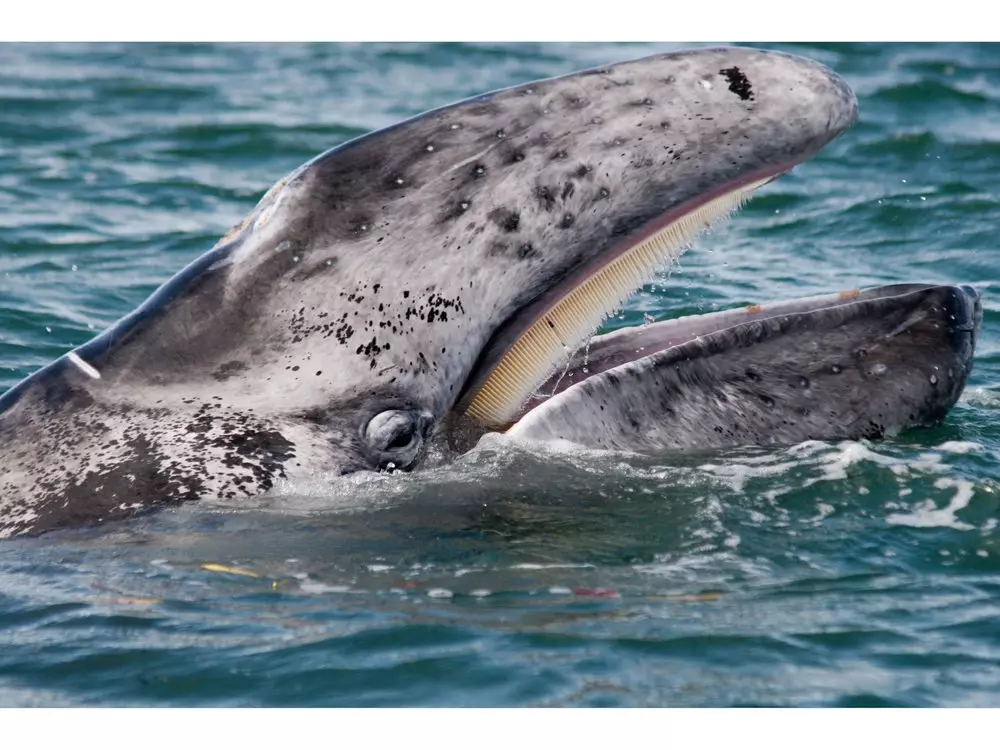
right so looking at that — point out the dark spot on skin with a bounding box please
[518,243,536,259]
[561,182,575,201]
[535,186,556,212]
[509,151,525,163]
[595,187,611,201]
[560,213,575,229]
[212,360,248,382]
[472,163,486,178]
[745,368,762,383]
[440,198,472,223]
[489,207,520,233]
[719,67,754,101]
[350,218,373,237]
[495,129,507,140]
[576,165,592,179]
[552,150,568,160]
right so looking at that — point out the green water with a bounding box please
[1,42,999,707]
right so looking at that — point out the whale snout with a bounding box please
[814,56,860,135]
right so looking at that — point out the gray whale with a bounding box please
[0,47,977,537]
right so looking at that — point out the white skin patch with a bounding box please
[67,352,101,379]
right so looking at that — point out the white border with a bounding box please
[3,708,999,746]
[2,1,997,42]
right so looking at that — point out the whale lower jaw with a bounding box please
[504,284,981,453]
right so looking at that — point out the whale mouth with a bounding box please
[456,165,788,429]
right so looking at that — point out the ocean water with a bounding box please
[1,42,999,707]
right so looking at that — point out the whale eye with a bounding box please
[364,409,431,469]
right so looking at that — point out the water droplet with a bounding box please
[871,363,888,376]
[929,374,938,385]
[798,376,810,388]
[395,177,404,185]
[71,264,78,272]
[425,144,435,152]
[831,364,842,374]
[45,326,51,333]
[449,123,462,130]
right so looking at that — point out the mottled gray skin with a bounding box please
[0,47,861,537]
[509,285,982,451]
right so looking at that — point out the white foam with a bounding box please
[960,387,1000,407]
[935,441,984,454]
[886,478,975,531]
